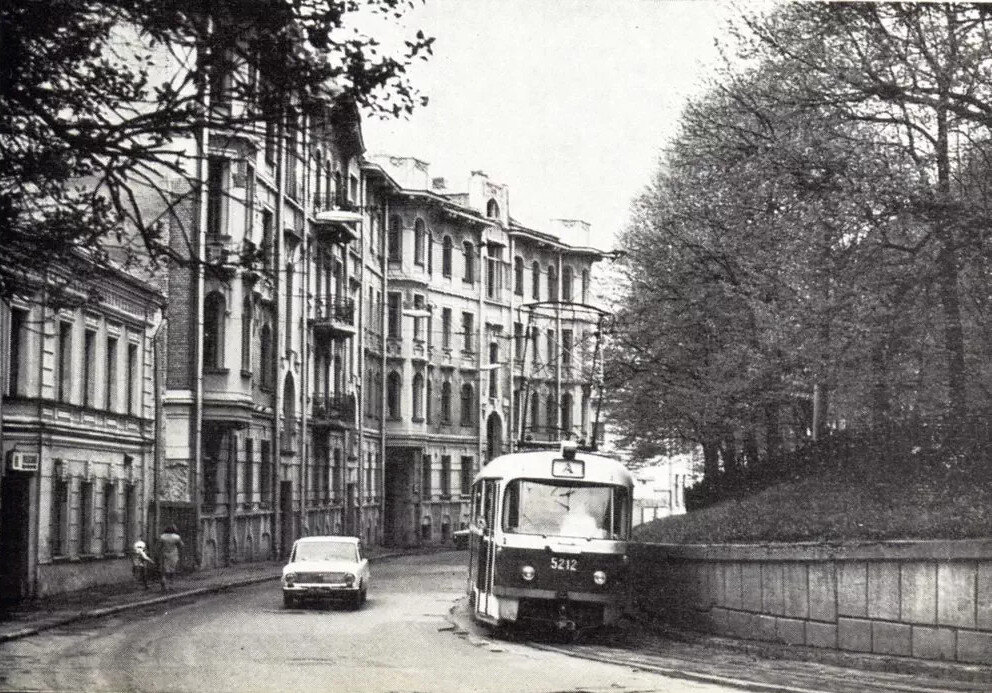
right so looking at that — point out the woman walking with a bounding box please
[156,525,184,592]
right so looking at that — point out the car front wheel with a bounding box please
[283,592,296,609]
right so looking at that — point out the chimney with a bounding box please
[432,177,446,191]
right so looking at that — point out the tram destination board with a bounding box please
[551,459,585,479]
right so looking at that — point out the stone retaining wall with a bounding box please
[629,539,992,665]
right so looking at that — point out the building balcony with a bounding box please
[312,393,356,430]
[311,296,356,338]
[311,194,360,245]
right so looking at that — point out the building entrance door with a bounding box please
[0,473,32,602]
[279,481,293,558]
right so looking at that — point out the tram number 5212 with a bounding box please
[550,557,578,572]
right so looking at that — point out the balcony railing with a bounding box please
[311,296,356,337]
[312,393,356,429]
[311,194,360,244]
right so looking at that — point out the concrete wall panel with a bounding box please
[937,562,976,629]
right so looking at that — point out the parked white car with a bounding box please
[281,536,370,609]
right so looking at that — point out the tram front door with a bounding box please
[470,479,499,621]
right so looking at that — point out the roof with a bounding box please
[475,450,634,487]
[294,535,360,544]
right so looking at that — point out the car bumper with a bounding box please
[284,584,359,599]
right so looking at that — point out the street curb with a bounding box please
[0,549,431,645]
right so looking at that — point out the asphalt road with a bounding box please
[0,551,732,693]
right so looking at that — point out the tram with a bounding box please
[466,442,634,635]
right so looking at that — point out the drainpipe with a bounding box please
[151,316,167,540]
[507,236,515,455]
[300,115,310,538]
[379,196,388,543]
[476,229,484,468]
[272,115,285,557]
[356,167,366,543]
[555,251,562,440]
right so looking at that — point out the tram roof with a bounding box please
[474,450,634,487]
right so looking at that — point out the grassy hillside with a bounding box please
[632,452,992,545]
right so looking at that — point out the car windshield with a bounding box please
[502,479,630,539]
[293,541,357,562]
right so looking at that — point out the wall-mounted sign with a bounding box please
[7,450,40,473]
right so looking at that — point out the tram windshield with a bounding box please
[502,480,630,539]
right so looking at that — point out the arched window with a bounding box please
[530,392,540,434]
[241,295,252,372]
[285,262,293,351]
[412,372,424,420]
[427,233,434,275]
[442,236,453,277]
[562,266,573,302]
[414,218,426,266]
[259,324,272,388]
[462,241,474,284]
[486,198,499,218]
[560,392,573,435]
[386,371,401,419]
[513,256,524,296]
[531,261,540,300]
[203,291,226,369]
[547,264,558,302]
[441,381,452,422]
[388,215,402,262]
[545,393,557,436]
[460,383,474,426]
[581,269,589,303]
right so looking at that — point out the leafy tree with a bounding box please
[0,0,433,302]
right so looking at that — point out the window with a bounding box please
[105,336,118,410]
[530,325,539,362]
[124,482,137,550]
[513,322,524,356]
[412,372,424,420]
[387,292,401,339]
[332,448,341,500]
[581,386,590,435]
[547,329,555,364]
[241,296,252,373]
[245,438,254,508]
[441,381,451,422]
[530,392,540,433]
[79,479,93,555]
[562,329,573,368]
[426,377,433,423]
[7,307,26,397]
[127,343,138,415]
[102,481,115,553]
[581,269,589,303]
[388,215,402,262]
[488,342,499,397]
[461,312,474,353]
[486,198,499,218]
[462,241,474,283]
[513,257,524,295]
[413,294,425,341]
[486,247,501,299]
[561,392,573,435]
[264,118,276,165]
[387,371,401,419]
[259,324,273,389]
[51,474,68,557]
[203,291,226,369]
[261,209,274,271]
[414,218,426,266]
[460,456,473,495]
[531,261,540,300]
[548,264,558,302]
[545,394,557,436]
[57,321,72,402]
[460,383,474,426]
[83,328,96,407]
[427,233,434,275]
[441,455,452,497]
[284,263,293,352]
[441,308,451,348]
[260,439,272,503]
[441,236,452,277]
[562,266,573,302]
[206,157,227,238]
[422,454,432,498]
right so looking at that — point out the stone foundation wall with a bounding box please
[629,539,992,665]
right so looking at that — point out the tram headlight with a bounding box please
[593,570,607,586]
[521,565,536,581]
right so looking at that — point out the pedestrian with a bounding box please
[131,540,156,590]
[156,525,184,592]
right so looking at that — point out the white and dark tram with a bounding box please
[467,442,634,635]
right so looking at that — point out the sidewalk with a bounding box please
[0,545,428,645]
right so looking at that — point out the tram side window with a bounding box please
[472,482,483,526]
[608,487,632,540]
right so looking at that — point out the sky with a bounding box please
[362,0,741,251]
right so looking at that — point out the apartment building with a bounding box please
[0,267,163,599]
[362,156,606,547]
